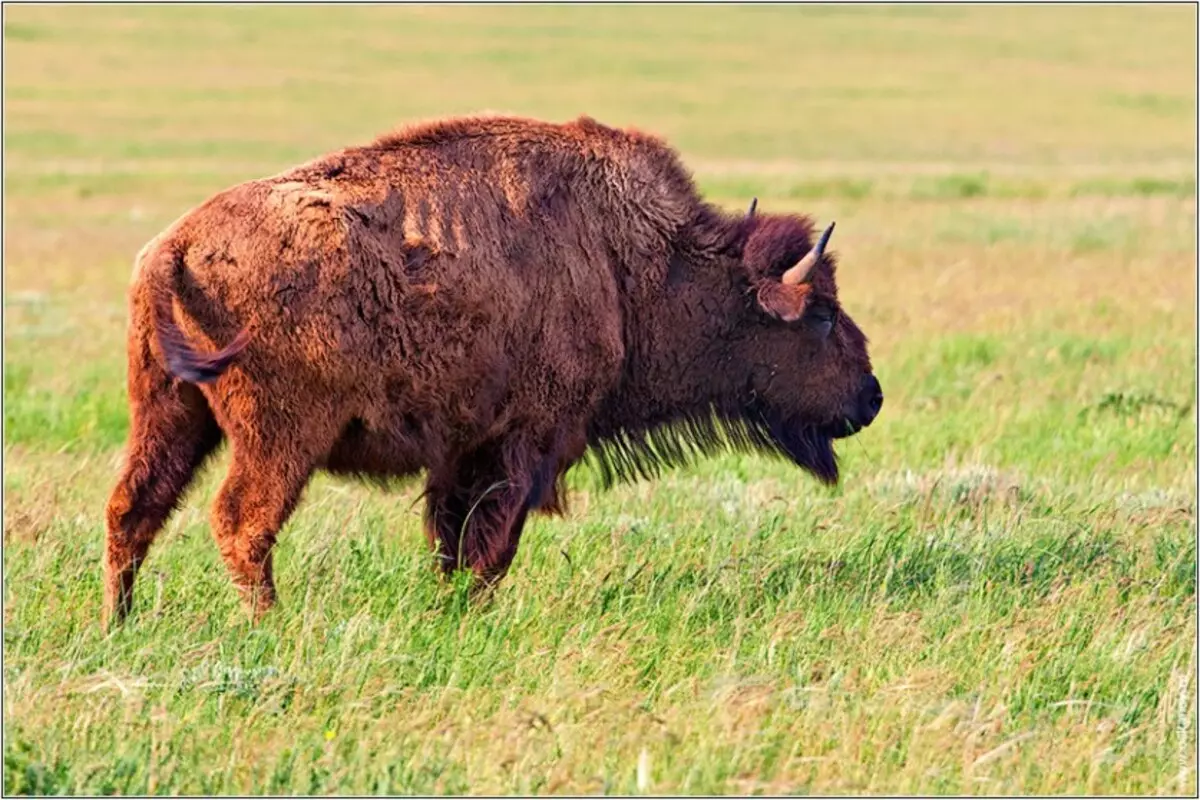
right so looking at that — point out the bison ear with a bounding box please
[755,281,812,322]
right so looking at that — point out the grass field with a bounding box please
[3,5,1197,795]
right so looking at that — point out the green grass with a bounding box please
[3,4,1196,795]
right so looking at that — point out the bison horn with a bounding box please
[781,221,836,285]
[746,197,758,218]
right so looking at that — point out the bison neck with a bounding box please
[585,276,759,484]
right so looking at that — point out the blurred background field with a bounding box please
[3,5,1196,795]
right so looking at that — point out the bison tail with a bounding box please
[152,282,251,385]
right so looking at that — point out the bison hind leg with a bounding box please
[208,411,345,621]
[104,380,222,629]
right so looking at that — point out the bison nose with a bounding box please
[858,374,883,427]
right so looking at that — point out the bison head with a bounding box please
[732,204,882,484]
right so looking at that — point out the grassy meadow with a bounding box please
[3,5,1197,794]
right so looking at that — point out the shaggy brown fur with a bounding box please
[103,114,881,627]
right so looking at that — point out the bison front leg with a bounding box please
[424,446,542,585]
[425,480,533,585]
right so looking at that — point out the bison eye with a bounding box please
[808,304,837,339]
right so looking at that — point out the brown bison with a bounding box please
[103,115,882,627]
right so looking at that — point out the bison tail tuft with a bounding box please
[152,287,251,384]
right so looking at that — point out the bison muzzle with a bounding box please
[102,115,882,627]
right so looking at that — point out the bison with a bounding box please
[103,115,882,627]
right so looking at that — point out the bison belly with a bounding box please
[321,417,426,481]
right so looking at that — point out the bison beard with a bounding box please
[587,404,839,488]
[764,415,841,485]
